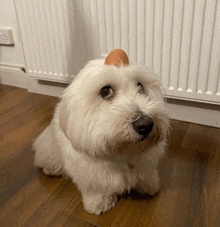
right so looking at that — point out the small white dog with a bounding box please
[33,49,169,215]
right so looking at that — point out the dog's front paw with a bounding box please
[135,175,161,196]
[136,183,161,196]
[82,193,117,215]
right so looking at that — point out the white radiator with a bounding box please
[14,0,220,104]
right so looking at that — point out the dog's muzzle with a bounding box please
[132,114,154,140]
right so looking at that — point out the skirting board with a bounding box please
[26,77,220,128]
[26,77,68,97]
[0,69,26,89]
[166,102,220,128]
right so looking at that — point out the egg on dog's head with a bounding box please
[105,49,129,67]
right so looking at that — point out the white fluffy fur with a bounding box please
[33,59,169,215]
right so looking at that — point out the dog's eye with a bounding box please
[137,82,144,93]
[100,86,113,99]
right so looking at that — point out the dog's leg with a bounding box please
[81,192,118,215]
[135,144,165,195]
[135,168,161,195]
[33,125,64,176]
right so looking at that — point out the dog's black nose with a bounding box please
[132,115,154,137]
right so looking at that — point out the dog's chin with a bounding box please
[105,125,164,157]
[105,135,152,157]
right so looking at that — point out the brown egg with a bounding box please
[105,49,129,67]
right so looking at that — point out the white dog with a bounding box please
[33,49,169,215]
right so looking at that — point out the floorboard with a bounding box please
[0,84,219,227]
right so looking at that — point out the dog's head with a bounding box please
[58,50,169,157]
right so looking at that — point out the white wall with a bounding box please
[0,0,26,87]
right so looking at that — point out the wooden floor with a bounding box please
[0,84,219,227]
